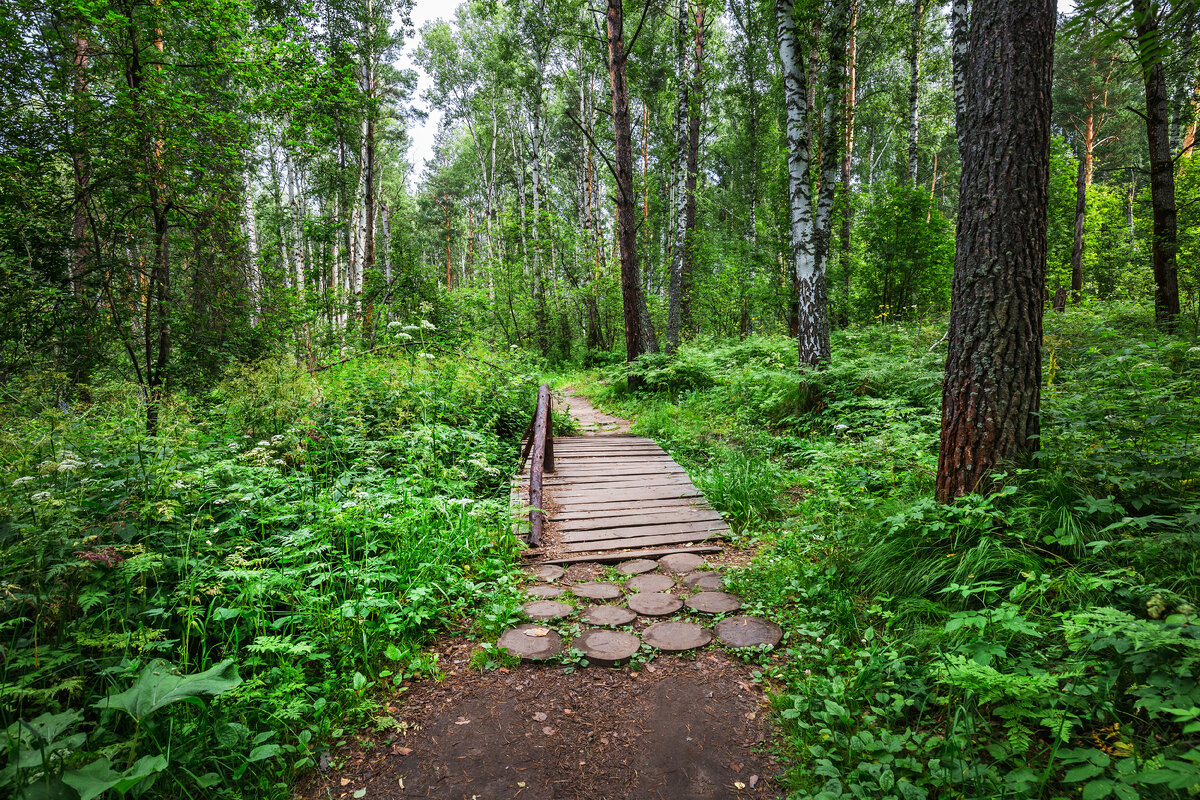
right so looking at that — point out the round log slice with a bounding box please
[498,624,565,661]
[617,559,659,575]
[627,592,683,616]
[573,629,641,665]
[658,553,707,574]
[680,571,724,591]
[530,565,566,582]
[572,582,624,600]
[523,600,573,620]
[625,574,676,593]
[579,605,637,626]
[714,616,783,649]
[685,591,743,614]
[643,621,712,651]
[527,584,565,599]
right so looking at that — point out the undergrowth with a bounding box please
[0,342,537,798]
[567,301,1200,800]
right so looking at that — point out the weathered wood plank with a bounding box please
[555,508,725,531]
[549,486,703,503]
[561,519,730,543]
[535,545,723,565]
[550,497,708,516]
[564,530,728,552]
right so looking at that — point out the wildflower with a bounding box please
[510,344,518,350]
[31,491,52,503]
[387,320,401,329]
[804,669,812,676]
[420,319,436,330]
[12,476,34,486]
[403,324,420,331]
[397,332,413,340]
[419,352,435,360]
[271,434,285,443]
[257,440,269,448]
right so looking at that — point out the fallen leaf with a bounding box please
[730,761,743,773]
[542,726,556,735]
[563,708,574,715]
[745,712,756,720]
[734,781,746,790]
[525,627,550,637]
[517,782,526,788]
[749,775,759,788]
[392,746,413,756]
[353,789,367,799]
[340,778,352,787]
[532,712,547,722]
[455,717,471,725]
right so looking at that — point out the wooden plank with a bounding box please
[564,530,728,552]
[561,519,730,543]
[555,508,725,531]
[543,472,688,485]
[545,476,694,491]
[551,485,702,503]
[549,465,684,477]
[553,436,654,445]
[550,497,706,516]
[535,545,723,566]
[552,504,719,523]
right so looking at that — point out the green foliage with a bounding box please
[0,347,536,798]
[566,304,1200,800]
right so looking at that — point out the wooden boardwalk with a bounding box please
[518,427,730,565]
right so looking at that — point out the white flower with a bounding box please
[271,434,285,443]
[510,344,518,350]
[257,441,269,448]
[402,324,420,331]
[420,319,436,330]
[12,476,34,486]
[419,352,435,360]
[31,491,52,503]
[397,332,412,341]
[58,459,84,473]
[387,320,401,329]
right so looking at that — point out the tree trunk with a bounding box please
[681,1,705,334]
[1133,0,1181,333]
[907,0,924,186]
[837,0,857,328]
[1069,111,1093,301]
[814,2,848,297]
[777,0,831,367]
[935,0,1055,501]
[607,0,644,368]
[666,0,688,353]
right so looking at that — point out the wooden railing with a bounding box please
[519,383,555,546]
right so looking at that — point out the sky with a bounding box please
[399,0,459,186]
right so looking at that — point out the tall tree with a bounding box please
[1132,0,1181,332]
[907,0,925,186]
[936,0,1055,501]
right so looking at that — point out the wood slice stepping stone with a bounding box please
[643,621,712,651]
[625,574,676,593]
[627,592,684,616]
[580,605,637,627]
[658,552,707,574]
[715,616,783,649]
[680,571,724,591]
[530,565,566,582]
[572,582,624,600]
[617,558,659,575]
[527,584,565,599]
[498,624,565,661]
[573,629,641,665]
[685,591,743,614]
[523,600,573,620]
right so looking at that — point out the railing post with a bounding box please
[528,383,551,547]
[544,392,554,474]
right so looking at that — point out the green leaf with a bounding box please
[247,744,281,763]
[1082,779,1115,800]
[93,659,241,722]
[62,755,167,800]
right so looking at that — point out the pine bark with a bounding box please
[681,1,705,334]
[666,0,688,352]
[1133,0,1181,332]
[907,0,924,186]
[1069,112,1093,300]
[935,0,1055,501]
[607,0,644,367]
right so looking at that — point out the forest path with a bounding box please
[300,394,783,800]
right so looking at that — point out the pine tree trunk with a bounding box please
[681,1,705,334]
[666,0,688,353]
[1069,111,1093,301]
[607,0,644,368]
[1134,0,1181,332]
[935,0,1054,501]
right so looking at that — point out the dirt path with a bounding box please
[555,390,631,434]
[301,396,783,800]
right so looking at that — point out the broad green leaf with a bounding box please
[93,660,241,722]
[62,755,167,800]
[247,744,281,763]
[1082,779,1115,800]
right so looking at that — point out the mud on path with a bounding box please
[300,638,782,800]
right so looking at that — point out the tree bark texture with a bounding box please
[935,0,1055,502]
[907,0,924,186]
[777,0,830,367]
[681,1,705,334]
[837,0,857,328]
[667,0,688,353]
[1069,112,1093,300]
[607,0,644,366]
[1133,0,1181,332]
